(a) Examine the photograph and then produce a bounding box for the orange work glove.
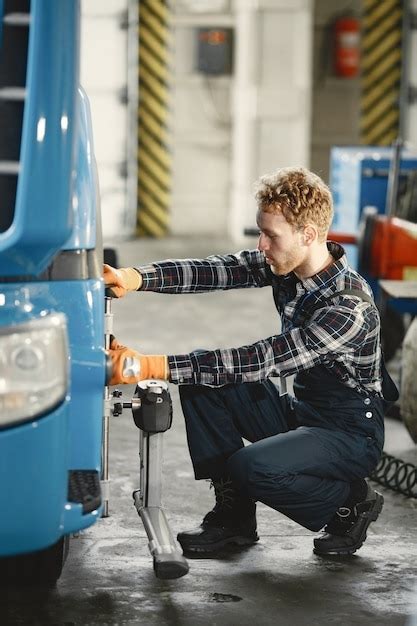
[103,264,142,298]
[108,337,169,385]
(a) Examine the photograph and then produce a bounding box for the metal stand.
[102,296,113,517]
[385,137,402,217]
[131,380,189,580]
[103,296,189,579]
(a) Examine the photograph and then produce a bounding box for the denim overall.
[179,292,396,532]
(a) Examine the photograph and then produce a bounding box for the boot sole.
[313,493,384,556]
[178,533,259,555]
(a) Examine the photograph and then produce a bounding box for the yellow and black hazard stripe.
[137,0,171,237]
[360,0,404,145]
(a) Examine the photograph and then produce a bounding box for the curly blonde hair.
[254,167,333,243]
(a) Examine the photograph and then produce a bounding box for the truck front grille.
[0,0,30,233]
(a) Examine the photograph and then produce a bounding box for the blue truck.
[0,0,189,585]
[0,0,105,584]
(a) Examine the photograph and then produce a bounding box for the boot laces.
[209,478,236,508]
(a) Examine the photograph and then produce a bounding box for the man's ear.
[303,224,318,246]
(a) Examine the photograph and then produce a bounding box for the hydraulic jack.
[102,296,189,579]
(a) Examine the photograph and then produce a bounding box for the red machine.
[330,210,417,280]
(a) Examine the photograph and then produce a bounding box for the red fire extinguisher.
[333,16,360,78]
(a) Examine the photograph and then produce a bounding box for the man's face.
[256,209,307,276]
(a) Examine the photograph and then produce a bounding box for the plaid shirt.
[137,242,383,394]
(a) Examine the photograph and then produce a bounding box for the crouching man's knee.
[227,447,258,495]
[228,445,289,503]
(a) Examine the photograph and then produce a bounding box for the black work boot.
[313,483,384,556]
[177,478,258,555]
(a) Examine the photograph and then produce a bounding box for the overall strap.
[293,288,373,327]
[304,288,399,402]
[307,288,374,319]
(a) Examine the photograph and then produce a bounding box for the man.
[104,167,395,558]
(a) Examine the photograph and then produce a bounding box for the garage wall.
[80,0,387,239]
[80,0,135,241]
[171,0,313,238]
[405,0,417,147]
[171,4,233,237]
[310,0,362,180]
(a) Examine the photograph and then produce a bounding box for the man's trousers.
[179,380,383,531]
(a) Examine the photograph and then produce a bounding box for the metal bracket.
[408,85,417,104]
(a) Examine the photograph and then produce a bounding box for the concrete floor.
[3,237,417,625]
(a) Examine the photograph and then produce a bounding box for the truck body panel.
[0,0,105,569]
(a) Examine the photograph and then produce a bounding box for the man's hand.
[103,264,142,298]
[108,337,169,385]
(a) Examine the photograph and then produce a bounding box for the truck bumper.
[0,404,100,557]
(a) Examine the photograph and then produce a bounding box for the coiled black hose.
[370,452,417,498]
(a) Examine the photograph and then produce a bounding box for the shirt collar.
[299,241,347,291]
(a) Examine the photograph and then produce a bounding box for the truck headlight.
[0,314,69,427]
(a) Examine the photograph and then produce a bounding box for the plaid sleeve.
[167,303,376,386]
[136,249,269,293]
